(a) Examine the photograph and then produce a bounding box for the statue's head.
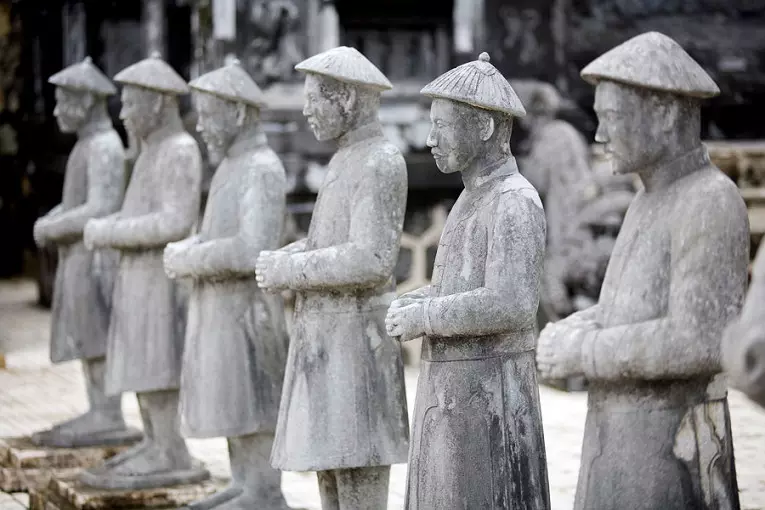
[189,59,266,163]
[421,52,525,175]
[114,52,189,140]
[426,98,513,175]
[582,32,719,176]
[119,85,176,140]
[53,87,95,133]
[48,56,116,134]
[295,46,392,142]
[518,81,560,131]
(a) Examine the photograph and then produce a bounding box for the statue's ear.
[152,94,164,115]
[235,103,248,127]
[479,113,495,142]
[81,91,95,110]
[342,85,357,115]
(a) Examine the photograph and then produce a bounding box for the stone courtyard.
[1,278,765,510]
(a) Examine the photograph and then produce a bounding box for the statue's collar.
[337,121,383,149]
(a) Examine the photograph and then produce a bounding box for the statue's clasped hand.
[255,250,291,291]
[536,320,596,380]
[385,298,426,342]
[83,218,109,251]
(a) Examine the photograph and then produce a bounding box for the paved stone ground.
[2,278,765,509]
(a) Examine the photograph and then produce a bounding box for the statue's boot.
[31,357,142,448]
[186,433,293,510]
[80,390,209,490]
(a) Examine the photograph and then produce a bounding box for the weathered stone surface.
[29,475,225,510]
[256,46,409,509]
[723,239,765,408]
[81,53,207,490]
[537,32,748,509]
[0,437,130,492]
[165,59,290,509]
[32,57,138,449]
[387,52,550,509]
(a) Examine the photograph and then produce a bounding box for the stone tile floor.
[2,278,765,509]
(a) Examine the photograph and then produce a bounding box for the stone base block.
[29,475,226,510]
[0,437,131,492]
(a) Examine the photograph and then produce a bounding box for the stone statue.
[536,32,748,509]
[31,57,140,448]
[80,53,208,490]
[255,46,409,510]
[723,239,765,408]
[518,82,598,319]
[163,60,291,509]
[386,52,550,509]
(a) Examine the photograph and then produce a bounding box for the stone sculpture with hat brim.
[537,31,748,509]
[386,51,551,509]
[80,52,209,490]
[163,59,292,510]
[31,56,142,449]
[255,46,410,510]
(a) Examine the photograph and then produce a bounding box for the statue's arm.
[283,154,407,291]
[176,167,286,279]
[44,136,125,243]
[422,192,546,337]
[107,140,202,250]
[581,191,749,381]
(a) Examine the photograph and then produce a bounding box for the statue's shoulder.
[499,172,543,211]
[364,137,407,181]
[88,127,124,155]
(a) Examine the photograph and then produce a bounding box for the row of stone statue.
[32,31,765,510]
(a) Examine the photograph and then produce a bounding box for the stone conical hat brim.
[114,52,189,95]
[189,59,267,109]
[295,46,393,91]
[421,52,526,117]
[581,32,719,98]
[49,56,117,96]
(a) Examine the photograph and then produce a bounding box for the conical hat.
[581,32,719,98]
[49,57,116,96]
[114,51,189,95]
[189,59,267,108]
[295,46,392,91]
[421,52,526,117]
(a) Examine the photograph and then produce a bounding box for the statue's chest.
[599,194,672,324]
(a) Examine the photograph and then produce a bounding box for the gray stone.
[163,60,291,510]
[31,58,140,449]
[723,239,765,408]
[381,124,409,155]
[518,81,599,321]
[386,52,550,509]
[255,46,409,510]
[537,32,748,509]
[81,54,208,490]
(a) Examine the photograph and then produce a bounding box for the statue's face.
[593,81,666,175]
[119,85,163,140]
[192,91,241,165]
[302,73,350,142]
[426,98,485,174]
[53,87,91,133]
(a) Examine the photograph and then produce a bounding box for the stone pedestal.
[0,437,132,492]
[29,475,224,510]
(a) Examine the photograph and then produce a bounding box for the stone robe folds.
[49,121,124,363]
[270,123,410,472]
[104,120,202,395]
[405,158,550,510]
[573,147,748,510]
[179,134,289,438]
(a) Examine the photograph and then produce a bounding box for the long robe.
[405,157,550,510]
[573,147,748,510]
[103,118,202,395]
[45,120,125,363]
[270,122,410,472]
[178,134,289,438]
